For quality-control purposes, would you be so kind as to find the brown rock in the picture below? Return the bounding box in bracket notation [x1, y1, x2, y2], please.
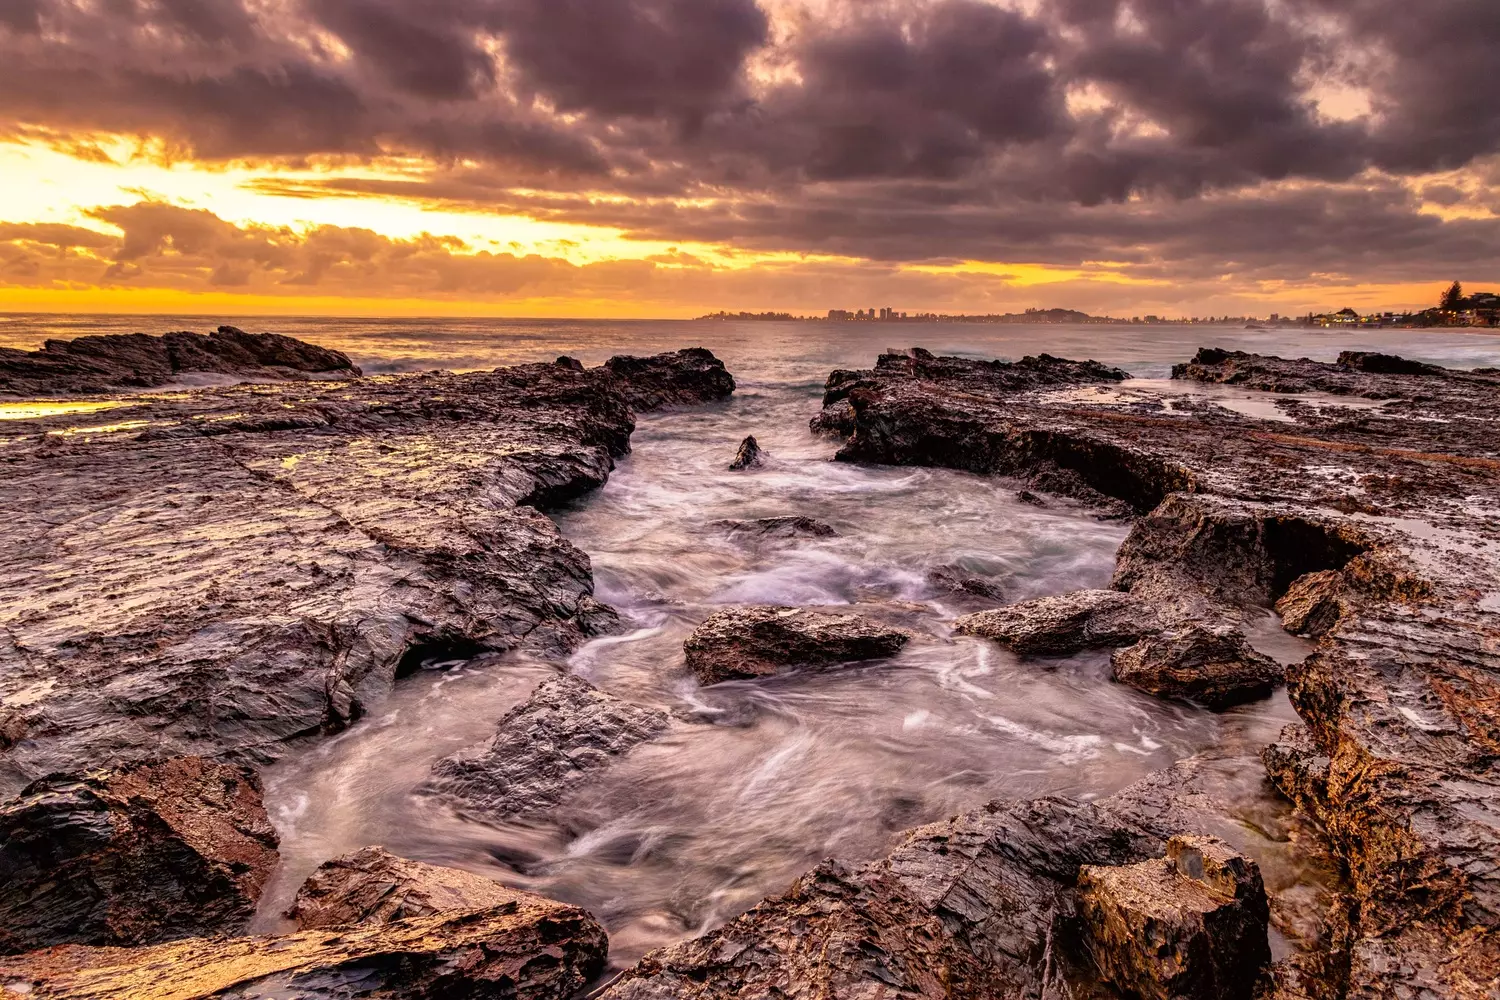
[1078, 835, 1271, 1000]
[1110, 625, 1283, 709]
[683, 607, 912, 684]
[0, 757, 278, 953]
[1275, 570, 1344, 637]
[714, 515, 839, 539]
[727, 434, 765, 470]
[953, 589, 1161, 655]
[286, 846, 529, 929]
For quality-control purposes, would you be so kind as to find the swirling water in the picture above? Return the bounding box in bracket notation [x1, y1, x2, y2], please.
[9, 315, 1495, 962]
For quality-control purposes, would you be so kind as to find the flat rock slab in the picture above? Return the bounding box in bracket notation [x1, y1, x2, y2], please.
[422, 674, 670, 823]
[286, 845, 529, 929]
[0, 900, 607, 1000]
[683, 607, 912, 685]
[0, 757, 278, 953]
[1078, 835, 1271, 1000]
[0, 326, 360, 396]
[1110, 625, 1282, 709]
[953, 589, 1160, 655]
[713, 516, 838, 539]
[0, 346, 731, 790]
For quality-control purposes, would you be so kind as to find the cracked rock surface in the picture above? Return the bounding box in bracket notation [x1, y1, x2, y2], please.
[683, 606, 913, 685]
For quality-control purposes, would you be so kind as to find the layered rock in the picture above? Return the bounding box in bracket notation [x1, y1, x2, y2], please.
[0, 326, 360, 396]
[812, 346, 1500, 996]
[1078, 835, 1271, 1000]
[0, 346, 732, 791]
[1110, 625, 1282, 709]
[0, 898, 608, 1000]
[285, 846, 524, 929]
[953, 589, 1160, 654]
[683, 607, 912, 685]
[422, 674, 670, 823]
[0, 757, 278, 953]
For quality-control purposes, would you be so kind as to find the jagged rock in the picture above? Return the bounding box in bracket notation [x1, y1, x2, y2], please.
[683, 607, 912, 684]
[0, 347, 731, 790]
[1078, 835, 1271, 1000]
[925, 564, 1005, 601]
[422, 674, 670, 823]
[714, 515, 839, 539]
[1110, 625, 1283, 709]
[0, 901, 608, 1000]
[602, 347, 736, 410]
[1275, 570, 1344, 637]
[0, 757, 278, 953]
[1336, 351, 1447, 377]
[808, 397, 855, 436]
[728, 434, 764, 470]
[1261, 724, 1330, 825]
[286, 846, 526, 929]
[0, 326, 360, 396]
[1172, 346, 1497, 400]
[953, 589, 1161, 655]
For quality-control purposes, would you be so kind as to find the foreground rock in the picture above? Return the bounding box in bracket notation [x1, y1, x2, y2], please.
[1078, 835, 1271, 1000]
[0, 326, 360, 396]
[0, 757, 278, 953]
[602, 346, 736, 410]
[423, 675, 670, 823]
[815, 346, 1500, 996]
[683, 607, 912, 684]
[925, 564, 1005, 602]
[0, 344, 732, 791]
[953, 589, 1160, 654]
[0, 901, 608, 1000]
[286, 846, 524, 929]
[714, 515, 838, 539]
[1110, 625, 1282, 709]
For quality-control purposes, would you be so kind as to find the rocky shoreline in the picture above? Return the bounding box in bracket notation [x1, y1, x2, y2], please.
[2, 332, 1496, 999]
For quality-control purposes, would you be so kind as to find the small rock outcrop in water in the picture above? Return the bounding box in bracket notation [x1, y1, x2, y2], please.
[953, 589, 1160, 654]
[0, 326, 360, 395]
[728, 434, 765, 470]
[924, 564, 1005, 601]
[0, 346, 731, 790]
[422, 675, 670, 822]
[0, 898, 609, 1000]
[287, 846, 556, 930]
[1110, 625, 1282, 709]
[0, 757, 279, 953]
[1078, 834, 1271, 1000]
[683, 607, 912, 684]
[714, 515, 839, 538]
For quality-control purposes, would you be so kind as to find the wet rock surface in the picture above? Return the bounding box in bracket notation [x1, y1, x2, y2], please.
[1110, 625, 1283, 709]
[925, 564, 1005, 602]
[0, 346, 731, 791]
[285, 846, 527, 929]
[422, 674, 671, 823]
[727, 434, 765, 470]
[814, 346, 1500, 997]
[0, 326, 360, 396]
[683, 606, 913, 685]
[1078, 835, 1271, 1000]
[713, 515, 839, 539]
[953, 589, 1160, 654]
[0, 896, 609, 1000]
[0, 757, 278, 953]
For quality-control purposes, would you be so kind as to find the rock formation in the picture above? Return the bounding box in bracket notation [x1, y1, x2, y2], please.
[925, 564, 1005, 601]
[953, 589, 1160, 654]
[0, 326, 361, 396]
[683, 607, 912, 684]
[0, 345, 733, 793]
[812, 347, 1500, 997]
[1110, 625, 1282, 709]
[728, 434, 765, 470]
[0, 757, 278, 953]
[714, 515, 839, 539]
[422, 674, 671, 823]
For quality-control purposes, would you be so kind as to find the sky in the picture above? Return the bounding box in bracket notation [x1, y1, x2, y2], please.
[0, 0, 1497, 319]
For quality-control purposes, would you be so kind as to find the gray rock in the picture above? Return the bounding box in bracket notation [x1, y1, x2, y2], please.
[422, 675, 670, 823]
[1110, 625, 1283, 709]
[953, 589, 1161, 655]
[925, 564, 1005, 602]
[714, 515, 839, 539]
[727, 434, 764, 470]
[683, 607, 912, 685]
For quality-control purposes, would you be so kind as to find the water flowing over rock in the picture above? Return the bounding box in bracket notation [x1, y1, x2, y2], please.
[683, 607, 912, 685]
[812, 346, 1500, 997]
[1110, 625, 1282, 709]
[0, 326, 361, 396]
[713, 515, 839, 539]
[727, 434, 765, 470]
[286, 846, 528, 929]
[925, 564, 1005, 602]
[422, 674, 671, 823]
[953, 589, 1161, 654]
[1078, 835, 1271, 1000]
[0, 757, 278, 953]
[0, 345, 733, 792]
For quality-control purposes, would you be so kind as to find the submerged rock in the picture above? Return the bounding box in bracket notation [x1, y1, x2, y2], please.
[953, 589, 1160, 655]
[683, 607, 912, 685]
[714, 515, 839, 539]
[0, 757, 279, 953]
[924, 564, 1005, 601]
[727, 434, 765, 470]
[286, 846, 561, 930]
[0, 899, 608, 1000]
[422, 675, 670, 823]
[0, 326, 361, 396]
[1110, 625, 1282, 709]
[1078, 835, 1271, 1000]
